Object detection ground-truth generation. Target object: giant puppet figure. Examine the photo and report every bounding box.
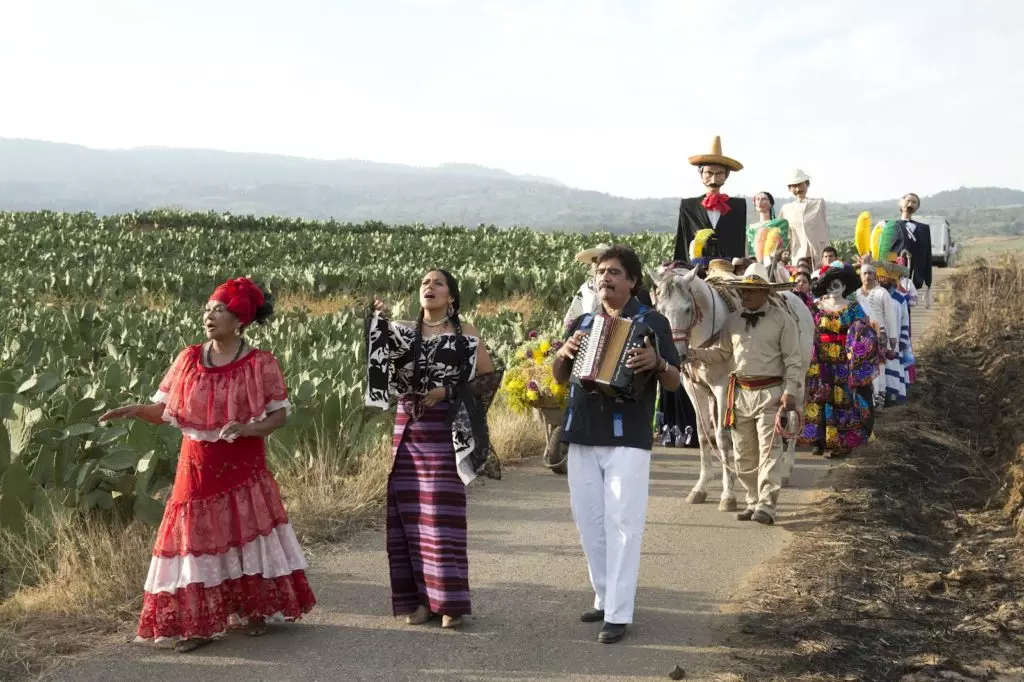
[673,136,747,264]
[895,192,932,308]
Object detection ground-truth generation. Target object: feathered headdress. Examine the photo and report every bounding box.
[753,218,789,264]
[855,211,873,258]
[870,220,909,280]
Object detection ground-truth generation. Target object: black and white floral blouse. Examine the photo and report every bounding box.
[365,311,488,484]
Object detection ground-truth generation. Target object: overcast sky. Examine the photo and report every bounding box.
[2,0,1020,201]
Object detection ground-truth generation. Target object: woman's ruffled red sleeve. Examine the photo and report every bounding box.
[258,351,290,412]
[152,346,199,403]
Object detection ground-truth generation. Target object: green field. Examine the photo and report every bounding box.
[0,210,682,543]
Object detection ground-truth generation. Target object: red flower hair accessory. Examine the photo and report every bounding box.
[210,277,265,326]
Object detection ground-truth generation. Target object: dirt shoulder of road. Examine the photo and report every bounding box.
[714,263,1024,681]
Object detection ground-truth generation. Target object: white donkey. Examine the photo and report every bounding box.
[652,264,814,510]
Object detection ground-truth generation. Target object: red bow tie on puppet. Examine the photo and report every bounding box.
[702,192,732,215]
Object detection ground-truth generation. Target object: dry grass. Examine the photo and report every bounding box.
[488,400,549,467]
[473,294,545,323]
[0,514,152,680]
[274,291,359,316]
[723,256,1024,681]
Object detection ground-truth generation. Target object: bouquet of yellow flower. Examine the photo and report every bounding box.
[500,331,570,413]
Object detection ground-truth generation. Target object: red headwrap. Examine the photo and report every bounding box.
[210,277,265,326]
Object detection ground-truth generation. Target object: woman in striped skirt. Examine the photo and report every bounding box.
[365,269,498,629]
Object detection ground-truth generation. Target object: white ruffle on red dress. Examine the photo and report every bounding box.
[135,344,316,643]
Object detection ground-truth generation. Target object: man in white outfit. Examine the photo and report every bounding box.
[553,245,681,644]
[779,169,829,262]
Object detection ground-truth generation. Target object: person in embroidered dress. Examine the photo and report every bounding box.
[100,277,315,653]
[799,263,879,458]
[366,269,499,630]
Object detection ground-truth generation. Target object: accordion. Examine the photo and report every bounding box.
[570,314,656,398]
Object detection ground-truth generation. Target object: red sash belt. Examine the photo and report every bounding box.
[724,375,784,429]
[818,333,847,344]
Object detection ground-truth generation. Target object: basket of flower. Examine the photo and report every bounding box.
[500,332,569,417]
[501,331,572,475]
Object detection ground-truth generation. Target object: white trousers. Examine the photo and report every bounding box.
[567,444,651,624]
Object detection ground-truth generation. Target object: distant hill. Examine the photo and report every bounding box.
[1,138,1021,238]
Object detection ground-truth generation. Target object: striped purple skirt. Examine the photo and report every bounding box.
[387,401,471,617]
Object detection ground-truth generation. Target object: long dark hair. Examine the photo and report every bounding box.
[756,191,776,219]
[410,269,469,394]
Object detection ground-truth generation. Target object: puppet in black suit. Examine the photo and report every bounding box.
[895,192,932,306]
[673,136,748,263]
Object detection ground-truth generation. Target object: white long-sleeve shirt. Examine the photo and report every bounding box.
[856,287,897,348]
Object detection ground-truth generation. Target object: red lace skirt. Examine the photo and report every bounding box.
[136,437,316,642]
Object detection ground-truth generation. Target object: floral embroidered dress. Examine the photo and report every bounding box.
[800,302,879,451]
[136,344,316,643]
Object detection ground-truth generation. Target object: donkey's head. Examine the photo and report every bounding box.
[650,263,700,358]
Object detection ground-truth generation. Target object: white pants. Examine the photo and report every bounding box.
[567,444,651,624]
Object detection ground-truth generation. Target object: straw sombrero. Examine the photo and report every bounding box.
[726,263,795,291]
[575,243,611,265]
[688,136,743,172]
[704,259,738,283]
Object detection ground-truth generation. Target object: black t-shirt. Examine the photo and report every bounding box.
[560,297,681,451]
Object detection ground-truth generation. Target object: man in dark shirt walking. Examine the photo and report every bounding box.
[553,245,681,644]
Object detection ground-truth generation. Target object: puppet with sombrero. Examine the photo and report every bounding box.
[563,242,610,330]
[673,136,748,265]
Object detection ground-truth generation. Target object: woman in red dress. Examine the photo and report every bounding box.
[101,277,316,652]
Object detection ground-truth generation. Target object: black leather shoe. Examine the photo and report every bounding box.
[736,509,755,521]
[752,510,775,525]
[580,608,605,623]
[598,622,627,643]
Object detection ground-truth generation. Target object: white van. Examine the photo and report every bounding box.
[916,215,955,267]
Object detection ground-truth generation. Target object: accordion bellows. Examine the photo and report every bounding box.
[571,314,654,398]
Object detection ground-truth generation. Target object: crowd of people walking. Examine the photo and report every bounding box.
[95,135,940,652]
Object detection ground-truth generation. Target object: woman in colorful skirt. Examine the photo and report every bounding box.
[366,269,499,630]
[100,277,315,652]
[800,263,880,457]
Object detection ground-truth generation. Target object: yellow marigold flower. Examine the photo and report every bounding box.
[537,340,551,355]
[526,389,539,402]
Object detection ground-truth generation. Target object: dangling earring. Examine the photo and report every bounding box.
[235,326,242,336]
[447,302,455,317]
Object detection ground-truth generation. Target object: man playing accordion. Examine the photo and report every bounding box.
[553,244,681,644]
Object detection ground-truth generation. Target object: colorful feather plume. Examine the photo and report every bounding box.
[753,227,768,261]
[855,211,872,257]
[689,228,715,260]
[763,227,783,261]
[870,222,884,262]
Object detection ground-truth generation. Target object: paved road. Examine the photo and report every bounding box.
[51,448,833,682]
[51,270,952,682]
